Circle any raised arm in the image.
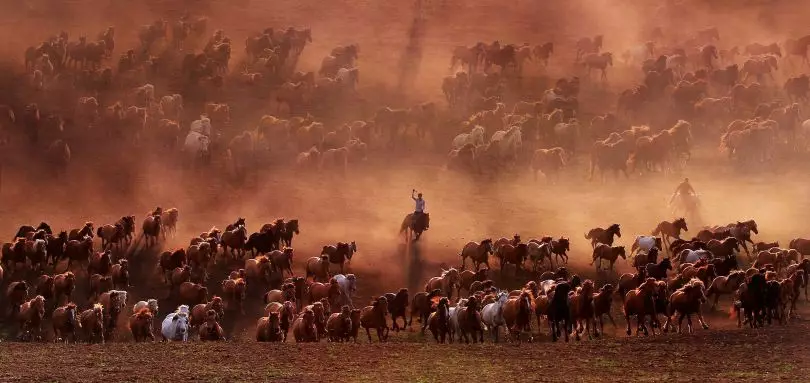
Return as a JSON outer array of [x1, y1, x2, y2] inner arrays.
[[411, 190, 417, 200]]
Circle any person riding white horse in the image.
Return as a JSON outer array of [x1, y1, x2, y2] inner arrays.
[[412, 189, 428, 231]]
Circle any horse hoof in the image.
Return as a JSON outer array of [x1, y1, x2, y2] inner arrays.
[[702, 324, 709, 330]]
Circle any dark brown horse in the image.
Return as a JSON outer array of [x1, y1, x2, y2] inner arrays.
[[322, 241, 357, 274], [585, 223, 621, 248]]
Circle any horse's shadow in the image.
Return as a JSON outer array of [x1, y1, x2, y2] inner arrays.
[[400, 242, 424, 293]]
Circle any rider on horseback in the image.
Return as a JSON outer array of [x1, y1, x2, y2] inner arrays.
[[412, 189, 428, 231], [669, 177, 696, 207]]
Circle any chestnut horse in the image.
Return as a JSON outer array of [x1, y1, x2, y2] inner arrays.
[[652, 218, 688, 253], [459, 239, 494, 271], [585, 223, 621, 248]]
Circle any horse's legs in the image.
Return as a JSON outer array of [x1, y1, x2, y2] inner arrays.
[[365, 328, 373, 343], [697, 311, 709, 330]]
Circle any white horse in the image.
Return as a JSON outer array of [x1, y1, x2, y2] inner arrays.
[[161, 305, 190, 342], [448, 298, 468, 342], [681, 249, 712, 264], [632, 235, 659, 255], [481, 291, 509, 342], [451, 125, 485, 150], [490, 125, 522, 158], [333, 274, 357, 308]]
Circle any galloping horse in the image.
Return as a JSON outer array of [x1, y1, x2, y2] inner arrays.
[[400, 213, 430, 242]]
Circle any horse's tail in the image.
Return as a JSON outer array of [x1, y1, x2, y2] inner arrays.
[[399, 216, 410, 234]]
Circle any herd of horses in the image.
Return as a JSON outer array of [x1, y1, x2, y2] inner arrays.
[[1, 8, 809, 197], [3, 207, 810, 344]]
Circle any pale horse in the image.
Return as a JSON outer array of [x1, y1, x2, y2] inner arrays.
[[481, 291, 509, 342], [451, 125, 485, 150]]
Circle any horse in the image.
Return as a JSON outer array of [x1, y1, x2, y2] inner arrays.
[[591, 244, 626, 272], [460, 239, 494, 271], [593, 284, 616, 334], [495, 243, 529, 274], [400, 212, 429, 241], [425, 268, 460, 300], [527, 240, 553, 272], [706, 270, 746, 310], [645, 258, 673, 280], [220, 225, 248, 260], [632, 247, 660, 271], [547, 281, 573, 342], [551, 237, 571, 265], [631, 236, 662, 256], [585, 223, 621, 248], [427, 297, 451, 343], [663, 279, 709, 334], [503, 291, 534, 343], [322, 241, 356, 275], [481, 291, 508, 342], [141, 215, 161, 248], [359, 296, 389, 343], [652, 218, 688, 253], [623, 278, 660, 336], [457, 297, 484, 343], [569, 280, 596, 340]]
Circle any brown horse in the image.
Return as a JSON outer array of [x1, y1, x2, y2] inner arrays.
[[459, 239, 494, 271], [269, 248, 295, 277], [79, 304, 105, 343], [68, 222, 94, 242], [264, 300, 295, 341], [706, 270, 746, 310], [309, 278, 342, 308], [569, 280, 596, 340], [326, 306, 354, 342], [707, 237, 740, 259], [383, 288, 409, 332], [458, 269, 488, 297], [256, 312, 284, 342], [360, 296, 389, 342], [292, 308, 318, 342], [496, 243, 529, 274], [190, 296, 225, 331], [591, 244, 626, 271], [425, 268, 461, 300], [409, 289, 442, 333], [322, 241, 357, 275], [663, 279, 709, 334], [592, 284, 616, 334], [427, 297, 451, 343], [652, 218, 688, 252], [52, 303, 80, 343], [503, 291, 534, 342], [18, 295, 46, 340], [305, 255, 330, 282], [457, 296, 484, 343], [585, 223, 621, 248], [141, 215, 161, 247], [129, 308, 155, 342], [623, 278, 659, 336], [220, 225, 247, 260], [53, 271, 76, 306], [399, 213, 430, 241]]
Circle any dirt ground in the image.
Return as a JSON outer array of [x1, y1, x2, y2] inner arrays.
[[1, 316, 809, 382]]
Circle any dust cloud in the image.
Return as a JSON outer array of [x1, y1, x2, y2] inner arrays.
[[1, 0, 809, 301]]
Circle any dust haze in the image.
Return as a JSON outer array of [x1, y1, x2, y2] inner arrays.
[[1, 0, 809, 301]]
